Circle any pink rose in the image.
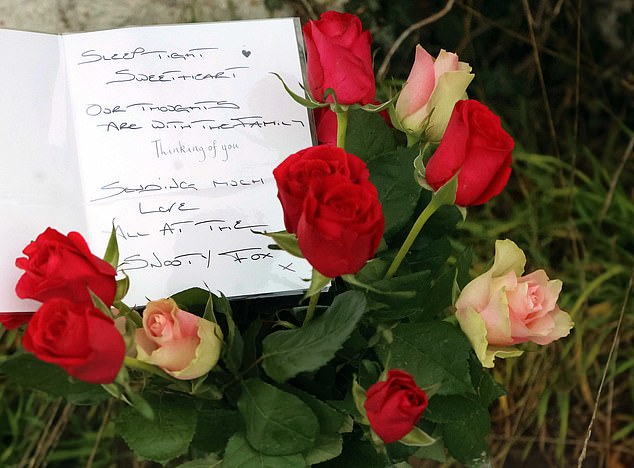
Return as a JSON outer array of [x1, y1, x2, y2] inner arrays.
[[395, 46, 473, 142], [135, 298, 223, 380], [455, 239, 573, 367]]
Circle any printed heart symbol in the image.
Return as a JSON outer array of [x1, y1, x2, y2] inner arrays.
[[242, 49, 251, 58]]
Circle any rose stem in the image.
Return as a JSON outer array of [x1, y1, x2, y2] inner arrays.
[[384, 195, 443, 279], [336, 110, 349, 149], [301, 110, 348, 325], [303, 292, 320, 325]]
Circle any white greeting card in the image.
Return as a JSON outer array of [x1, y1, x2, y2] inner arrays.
[[0, 19, 314, 312]]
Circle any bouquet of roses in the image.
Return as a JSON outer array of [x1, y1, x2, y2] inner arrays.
[[0, 11, 573, 467]]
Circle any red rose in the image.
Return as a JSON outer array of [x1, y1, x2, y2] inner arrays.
[[15, 228, 117, 307], [425, 99, 514, 206], [303, 11, 375, 105], [364, 369, 428, 444], [0, 312, 34, 330], [273, 145, 370, 233], [313, 107, 338, 146], [296, 175, 384, 278], [22, 298, 125, 384]]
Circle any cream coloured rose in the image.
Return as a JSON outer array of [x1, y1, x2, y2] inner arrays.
[[135, 298, 223, 379], [455, 239, 573, 367], [395, 45, 473, 142]]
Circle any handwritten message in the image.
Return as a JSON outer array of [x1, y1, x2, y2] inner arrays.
[[0, 19, 314, 312]]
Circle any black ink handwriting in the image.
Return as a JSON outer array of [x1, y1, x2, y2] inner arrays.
[[138, 201, 200, 215], [90, 179, 197, 202]]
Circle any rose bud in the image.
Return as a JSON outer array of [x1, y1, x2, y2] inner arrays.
[[425, 99, 515, 206], [456, 239, 573, 367], [273, 145, 370, 233], [395, 46, 473, 142], [15, 228, 117, 307], [135, 298, 223, 380], [303, 11, 375, 105], [22, 298, 126, 384], [364, 370, 428, 444], [296, 174, 384, 278]]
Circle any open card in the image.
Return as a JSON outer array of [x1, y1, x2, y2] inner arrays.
[[0, 19, 314, 312]]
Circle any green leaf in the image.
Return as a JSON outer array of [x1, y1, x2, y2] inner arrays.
[[262, 291, 367, 382], [191, 408, 244, 453], [259, 230, 304, 258], [103, 224, 119, 269], [207, 293, 243, 374], [303, 434, 343, 465], [0, 354, 108, 405], [175, 454, 222, 468], [285, 387, 348, 434], [345, 108, 396, 161], [363, 270, 433, 322], [380, 322, 474, 395], [170, 287, 211, 313], [238, 379, 319, 455], [127, 390, 155, 420], [117, 392, 197, 464], [468, 354, 506, 407], [367, 147, 422, 240], [317, 437, 385, 468], [411, 437, 447, 463], [410, 236, 452, 273], [425, 394, 491, 464], [417, 267, 456, 321], [222, 433, 307, 468], [455, 246, 473, 290]]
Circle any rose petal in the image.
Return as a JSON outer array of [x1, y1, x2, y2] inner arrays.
[[424, 70, 474, 142], [396, 45, 436, 121], [490, 239, 526, 278], [168, 319, 223, 380]]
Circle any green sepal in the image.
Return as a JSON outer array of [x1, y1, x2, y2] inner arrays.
[[115, 273, 130, 302], [113, 300, 142, 328], [103, 223, 120, 269], [399, 426, 436, 447], [358, 95, 397, 113], [203, 292, 218, 324], [304, 269, 331, 299], [89, 289, 115, 319], [431, 171, 459, 207], [351, 376, 369, 424], [259, 230, 304, 258], [270, 72, 328, 109], [322, 88, 349, 114], [413, 143, 434, 191]]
